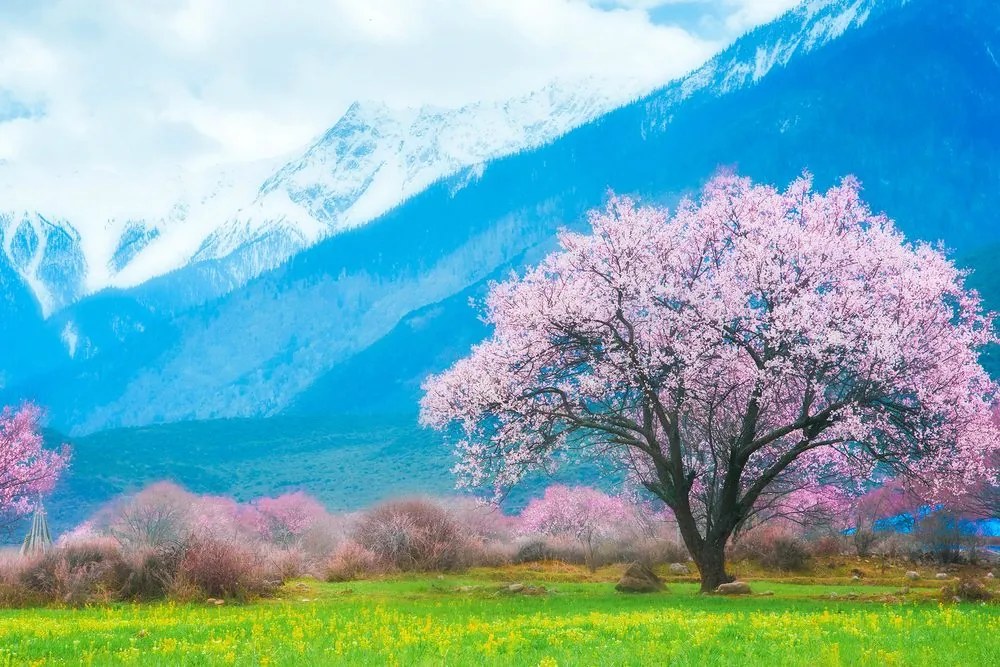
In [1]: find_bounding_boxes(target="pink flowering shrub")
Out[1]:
[518,486,644,571]
[324,540,386,582]
[252,492,329,546]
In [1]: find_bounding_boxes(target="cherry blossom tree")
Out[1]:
[421,174,1000,590]
[253,492,328,546]
[0,404,69,525]
[518,485,641,571]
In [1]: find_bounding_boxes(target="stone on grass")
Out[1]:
[985,572,995,580]
[669,563,690,575]
[615,563,665,594]
[935,573,950,580]
[905,571,920,580]
[715,581,752,595]
[500,583,548,596]
[942,579,993,602]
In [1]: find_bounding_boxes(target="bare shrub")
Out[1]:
[258,545,308,581]
[628,540,690,567]
[17,538,124,606]
[852,526,880,557]
[325,541,386,581]
[731,525,810,572]
[807,534,845,557]
[913,513,968,564]
[460,539,516,568]
[176,537,275,601]
[102,483,195,551]
[355,499,466,572]
[116,547,183,601]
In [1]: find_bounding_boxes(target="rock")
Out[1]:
[851,575,861,582]
[669,562,690,575]
[715,581,752,595]
[944,579,994,602]
[905,571,920,580]
[935,573,950,580]
[615,562,665,594]
[506,583,525,593]
[456,585,480,593]
[985,572,995,580]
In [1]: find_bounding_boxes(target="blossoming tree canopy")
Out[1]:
[0,404,70,521]
[420,174,1000,590]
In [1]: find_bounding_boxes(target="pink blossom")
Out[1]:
[253,492,328,545]
[0,403,69,520]
[421,174,1000,589]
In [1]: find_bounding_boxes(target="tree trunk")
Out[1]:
[670,502,736,592]
[694,541,733,592]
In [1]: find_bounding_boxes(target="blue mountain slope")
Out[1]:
[5,0,1000,436]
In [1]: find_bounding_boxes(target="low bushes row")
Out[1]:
[0,536,279,607]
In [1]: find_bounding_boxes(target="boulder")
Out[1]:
[615,562,665,593]
[715,581,752,595]
[985,572,995,580]
[669,563,690,575]
[505,583,525,593]
[944,579,994,602]
[905,571,920,580]
[935,573,950,580]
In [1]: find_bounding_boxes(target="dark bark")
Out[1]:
[670,500,737,592]
[693,541,734,592]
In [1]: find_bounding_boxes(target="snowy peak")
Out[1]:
[645,0,899,127]
[189,77,651,280]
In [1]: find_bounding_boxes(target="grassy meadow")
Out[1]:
[1,563,998,666]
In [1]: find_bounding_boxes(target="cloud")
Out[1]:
[0,0,724,181]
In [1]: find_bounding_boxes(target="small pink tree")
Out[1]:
[0,404,69,524]
[253,492,328,546]
[519,485,640,571]
[422,174,1000,590]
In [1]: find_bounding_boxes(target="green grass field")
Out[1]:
[1,565,998,666]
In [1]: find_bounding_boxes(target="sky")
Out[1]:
[0,0,799,183]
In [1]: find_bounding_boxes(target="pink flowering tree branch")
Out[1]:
[0,403,70,527]
[421,174,1000,591]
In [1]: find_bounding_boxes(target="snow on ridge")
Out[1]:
[645,0,893,129]
[1,76,655,314]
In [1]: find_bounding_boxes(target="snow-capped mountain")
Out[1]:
[0,212,87,316]
[646,0,896,125]
[0,77,652,316]
[4,0,1000,440]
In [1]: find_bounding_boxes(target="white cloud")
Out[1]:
[0,0,798,287]
[0,0,722,180]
